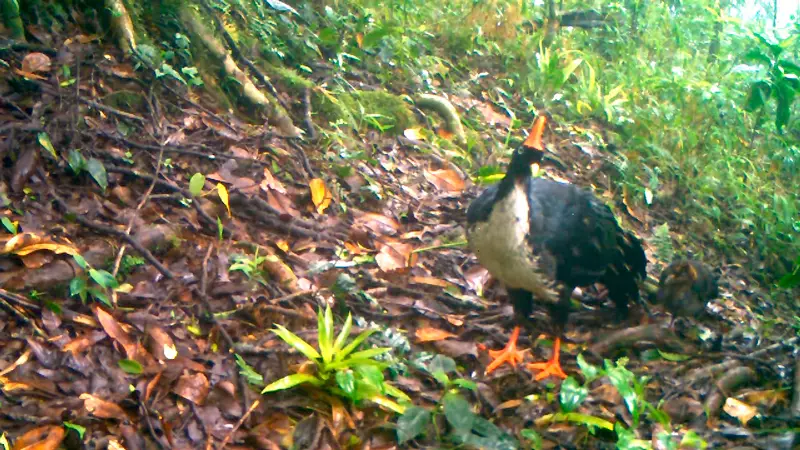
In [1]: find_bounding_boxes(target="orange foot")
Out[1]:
[484,326,525,375]
[527,337,567,380]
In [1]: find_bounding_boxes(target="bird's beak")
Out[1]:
[523,115,547,151]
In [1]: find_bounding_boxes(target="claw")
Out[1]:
[484,326,525,375]
[526,337,567,380]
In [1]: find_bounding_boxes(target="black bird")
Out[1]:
[466,116,647,379]
[655,259,719,328]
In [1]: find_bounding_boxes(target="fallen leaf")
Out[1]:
[410,276,451,288]
[415,327,457,342]
[80,393,128,420]
[174,372,210,405]
[21,52,52,73]
[475,102,512,128]
[266,189,300,218]
[437,128,455,140]
[723,397,757,425]
[309,178,332,214]
[11,425,64,450]
[423,169,465,193]
[494,399,523,412]
[147,327,178,361]
[93,306,137,360]
[433,339,478,359]
[261,167,287,194]
[375,240,415,272]
[354,212,400,236]
[464,266,490,296]
[403,127,425,141]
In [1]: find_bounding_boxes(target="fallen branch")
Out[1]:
[589,324,685,356]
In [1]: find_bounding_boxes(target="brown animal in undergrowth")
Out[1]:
[655,259,719,328]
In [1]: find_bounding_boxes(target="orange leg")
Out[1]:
[484,326,525,375]
[526,337,567,380]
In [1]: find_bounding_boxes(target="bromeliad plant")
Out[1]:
[262,305,410,413]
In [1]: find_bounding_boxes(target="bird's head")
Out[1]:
[508,115,547,177]
[656,261,697,304]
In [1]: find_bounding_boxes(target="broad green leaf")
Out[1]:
[396,406,431,444]
[68,149,86,174]
[37,132,57,158]
[86,158,108,191]
[332,312,352,354]
[657,349,691,362]
[118,359,143,374]
[541,412,614,431]
[272,324,321,360]
[325,357,386,371]
[318,28,338,47]
[355,364,384,389]
[217,183,231,216]
[362,27,389,49]
[443,392,474,437]
[778,270,800,288]
[1,217,17,234]
[615,422,652,449]
[679,430,708,449]
[561,58,583,84]
[521,429,543,450]
[89,269,119,289]
[646,402,671,427]
[745,81,770,111]
[335,370,356,396]
[262,373,320,393]
[265,0,298,14]
[559,376,588,413]
[189,173,205,196]
[235,354,264,386]
[428,354,456,376]
[63,422,86,438]
[72,254,88,269]
[335,328,376,361]
[70,277,87,299]
[775,82,794,130]
[576,354,601,382]
[743,48,772,66]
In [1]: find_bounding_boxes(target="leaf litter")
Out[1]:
[0,28,796,450]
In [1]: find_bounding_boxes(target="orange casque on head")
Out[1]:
[522,115,547,151]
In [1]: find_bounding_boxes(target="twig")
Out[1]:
[41,169,175,280]
[218,399,260,450]
[302,88,317,140]
[290,140,315,180]
[0,297,48,337]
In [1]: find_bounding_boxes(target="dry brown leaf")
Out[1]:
[354,212,400,236]
[11,425,64,450]
[19,251,52,269]
[266,189,300,218]
[723,397,757,425]
[261,167,287,194]
[409,276,450,288]
[309,178,332,214]
[80,393,128,420]
[12,69,47,80]
[415,327,457,342]
[0,349,31,377]
[494,399,523,412]
[21,52,52,73]
[423,169,465,193]
[375,240,415,272]
[437,129,455,140]
[147,327,178,361]
[173,372,210,405]
[464,266,490,296]
[92,305,137,360]
[475,102,512,128]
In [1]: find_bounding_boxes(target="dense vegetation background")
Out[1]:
[1,0,799,449]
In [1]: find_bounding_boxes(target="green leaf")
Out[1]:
[262,373,320,393]
[383,382,411,401]
[778,270,800,288]
[745,80,770,111]
[89,269,118,289]
[775,82,794,130]
[396,406,431,444]
[335,370,356,397]
[272,324,321,361]
[332,312,352,354]
[443,392,474,437]
[264,0,298,14]
[368,393,406,414]
[325,357,386,371]
[521,429,543,450]
[235,354,264,386]
[452,378,477,391]
[576,354,601,382]
[679,430,708,449]
[63,422,86,438]
[344,347,391,361]
[72,254,88,269]
[67,149,86,174]
[189,173,206,196]
[318,27,338,47]
[646,402,671,427]
[37,132,57,159]
[743,48,772,66]
[657,349,691,362]
[561,58,583,85]
[429,354,457,376]
[355,364,384,389]
[118,359,143,374]
[318,306,334,364]
[559,376,588,413]
[70,277,87,299]
[615,422,652,449]
[362,27,389,49]
[544,412,614,431]
[1,217,17,234]
[336,328,376,361]
[90,288,112,307]
[86,158,108,191]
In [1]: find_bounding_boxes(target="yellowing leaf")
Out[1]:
[723,397,758,425]
[415,327,457,342]
[423,169,465,193]
[309,178,332,214]
[37,132,57,159]
[217,183,231,217]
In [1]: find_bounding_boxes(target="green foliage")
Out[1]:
[66,150,108,192]
[743,33,800,131]
[69,254,119,307]
[228,250,268,285]
[262,305,408,414]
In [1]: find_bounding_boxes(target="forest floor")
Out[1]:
[1,37,799,450]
